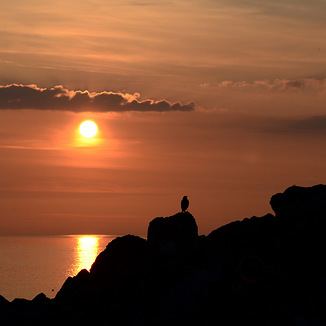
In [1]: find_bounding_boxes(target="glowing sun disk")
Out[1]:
[80,120,98,138]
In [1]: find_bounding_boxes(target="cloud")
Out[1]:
[214,0,326,23]
[0,84,194,112]
[228,114,326,134]
[189,109,326,135]
[271,115,326,133]
[214,78,326,92]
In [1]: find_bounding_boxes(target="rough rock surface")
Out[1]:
[147,212,198,253]
[270,184,326,219]
[2,184,326,325]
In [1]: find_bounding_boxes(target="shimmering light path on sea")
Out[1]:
[0,235,116,301]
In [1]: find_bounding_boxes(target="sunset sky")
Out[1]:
[1,0,326,235]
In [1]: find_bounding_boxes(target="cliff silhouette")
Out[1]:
[2,184,326,325]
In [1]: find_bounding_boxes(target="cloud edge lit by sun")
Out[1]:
[0,84,195,113]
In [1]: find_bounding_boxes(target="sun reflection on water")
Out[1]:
[71,235,100,276]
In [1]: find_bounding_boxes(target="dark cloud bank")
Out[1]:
[0,84,194,112]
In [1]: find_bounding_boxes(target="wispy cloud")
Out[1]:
[1,0,325,93]
[213,0,326,22]
[265,115,326,134]
[0,84,194,112]
[209,112,326,134]
[214,78,326,92]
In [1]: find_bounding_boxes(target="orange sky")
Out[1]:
[0,0,326,235]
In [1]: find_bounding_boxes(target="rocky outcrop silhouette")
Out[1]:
[147,212,198,253]
[2,184,326,325]
[271,184,326,220]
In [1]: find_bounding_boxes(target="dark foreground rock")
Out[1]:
[147,212,198,253]
[2,185,326,325]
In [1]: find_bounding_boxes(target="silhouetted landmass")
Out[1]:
[2,185,326,325]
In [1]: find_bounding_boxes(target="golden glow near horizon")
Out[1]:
[71,236,99,275]
[80,120,98,138]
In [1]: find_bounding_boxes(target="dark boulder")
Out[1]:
[55,268,91,303]
[32,292,51,305]
[0,294,9,305]
[270,184,326,220]
[206,213,278,255]
[147,212,198,253]
[90,234,147,279]
[11,297,31,307]
[0,294,10,314]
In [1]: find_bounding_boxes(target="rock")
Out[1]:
[5,185,326,325]
[0,294,9,305]
[55,269,90,303]
[90,234,147,279]
[11,297,31,307]
[32,292,50,305]
[270,184,326,220]
[0,294,10,313]
[147,212,198,253]
[238,255,264,284]
[206,213,277,256]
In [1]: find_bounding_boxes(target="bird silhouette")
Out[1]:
[181,196,189,213]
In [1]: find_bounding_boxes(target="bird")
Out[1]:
[181,196,189,213]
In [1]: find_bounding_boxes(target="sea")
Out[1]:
[0,235,118,301]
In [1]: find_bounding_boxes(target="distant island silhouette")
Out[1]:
[1,185,326,325]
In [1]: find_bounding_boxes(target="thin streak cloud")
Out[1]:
[213,78,326,92]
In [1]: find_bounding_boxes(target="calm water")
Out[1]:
[0,235,117,301]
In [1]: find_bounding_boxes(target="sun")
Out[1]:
[79,120,98,138]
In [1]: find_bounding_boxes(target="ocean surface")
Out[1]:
[0,235,118,301]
